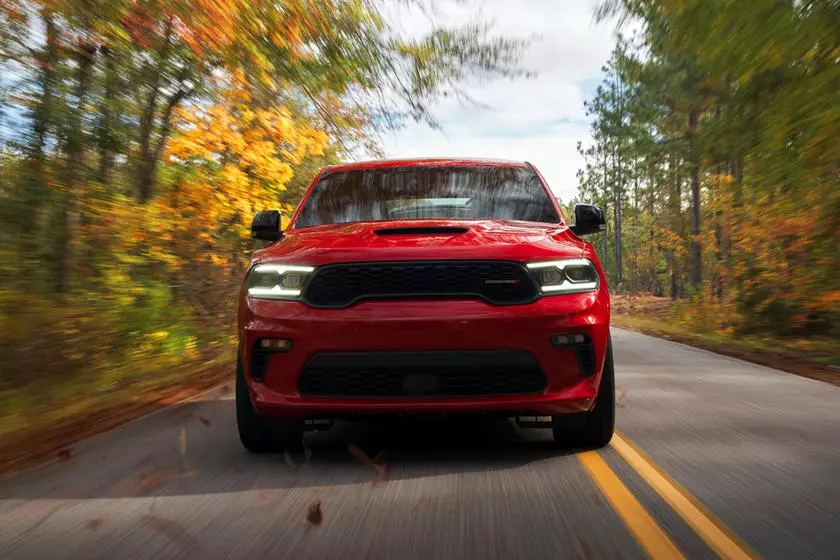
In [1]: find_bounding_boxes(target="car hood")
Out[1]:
[253,219,586,266]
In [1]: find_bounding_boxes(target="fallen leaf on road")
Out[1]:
[347,444,376,468]
[57,449,72,461]
[284,449,296,469]
[306,501,323,526]
[135,468,196,494]
[347,444,388,484]
[616,386,628,408]
[141,515,199,549]
[140,474,162,491]
[86,518,104,531]
[178,427,188,468]
[372,464,389,486]
[197,415,211,427]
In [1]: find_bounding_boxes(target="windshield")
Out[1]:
[294,165,560,228]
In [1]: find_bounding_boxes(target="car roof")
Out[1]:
[325,157,530,172]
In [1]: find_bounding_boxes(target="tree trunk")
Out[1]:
[97,44,118,187]
[713,159,725,300]
[614,148,623,286]
[136,18,173,202]
[688,108,702,288]
[600,145,609,277]
[633,173,639,210]
[57,37,96,293]
[602,227,609,276]
[23,9,59,238]
[669,151,682,299]
[647,158,656,214]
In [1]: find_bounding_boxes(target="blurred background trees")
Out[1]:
[577,0,839,338]
[0,0,524,392]
[2,0,838,406]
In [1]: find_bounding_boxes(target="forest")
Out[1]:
[574,0,839,342]
[1,0,838,448]
[0,0,523,436]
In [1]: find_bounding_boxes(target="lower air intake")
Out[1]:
[298,350,547,398]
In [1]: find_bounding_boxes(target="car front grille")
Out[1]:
[298,350,547,398]
[302,260,538,308]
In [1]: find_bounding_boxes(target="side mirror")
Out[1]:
[570,204,606,236]
[251,210,283,241]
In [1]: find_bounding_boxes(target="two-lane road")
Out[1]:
[2,328,839,559]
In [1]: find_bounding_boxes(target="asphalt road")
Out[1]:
[2,327,839,559]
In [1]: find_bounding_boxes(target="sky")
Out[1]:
[373,0,621,202]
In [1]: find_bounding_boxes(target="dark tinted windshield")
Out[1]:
[294,165,559,228]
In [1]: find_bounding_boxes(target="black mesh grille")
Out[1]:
[575,343,596,377]
[298,350,547,398]
[302,261,538,308]
[251,348,271,382]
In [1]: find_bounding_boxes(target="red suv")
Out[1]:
[237,158,613,451]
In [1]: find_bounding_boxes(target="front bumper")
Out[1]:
[238,291,610,418]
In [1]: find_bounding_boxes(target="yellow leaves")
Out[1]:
[178,427,188,468]
[221,165,249,189]
[156,81,332,290]
[280,213,293,230]
[171,89,329,192]
[270,31,288,49]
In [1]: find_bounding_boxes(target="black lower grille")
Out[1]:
[302,260,538,308]
[575,343,596,377]
[298,350,547,398]
[251,348,271,382]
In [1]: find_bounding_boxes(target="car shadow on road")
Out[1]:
[0,399,579,500]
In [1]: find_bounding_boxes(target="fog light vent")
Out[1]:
[251,338,292,382]
[549,333,586,346]
[550,333,597,378]
[259,338,292,351]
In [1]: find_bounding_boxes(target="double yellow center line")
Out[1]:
[578,432,760,560]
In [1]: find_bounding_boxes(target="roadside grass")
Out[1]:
[0,347,235,475]
[611,294,840,386]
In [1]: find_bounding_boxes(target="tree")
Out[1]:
[0,0,532,386]
[581,0,840,335]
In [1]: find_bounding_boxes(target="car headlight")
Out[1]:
[526,259,599,294]
[245,264,315,300]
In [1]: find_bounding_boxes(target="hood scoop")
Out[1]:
[374,226,469,236]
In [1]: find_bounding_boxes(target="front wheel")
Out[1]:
[236,353,303,453]
[552,333,615,449]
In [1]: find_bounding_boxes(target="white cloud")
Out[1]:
[370,0,622,202]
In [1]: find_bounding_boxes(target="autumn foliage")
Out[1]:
[577,0,839,338]
[0,0,522,426]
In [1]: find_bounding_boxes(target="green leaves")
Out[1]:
[582,0,839,334]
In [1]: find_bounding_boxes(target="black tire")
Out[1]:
[552,333,615,449]
[236,353,303,453]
